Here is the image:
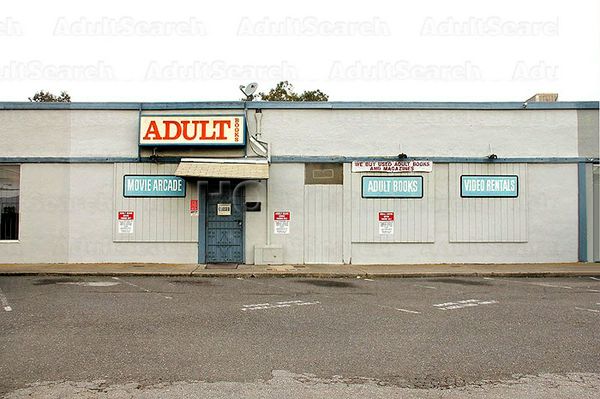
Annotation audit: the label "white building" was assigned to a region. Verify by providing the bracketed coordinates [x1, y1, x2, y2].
[0, 100, 598, 265]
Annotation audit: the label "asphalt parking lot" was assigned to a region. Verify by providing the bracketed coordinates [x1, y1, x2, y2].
[1, 275, 599, 398]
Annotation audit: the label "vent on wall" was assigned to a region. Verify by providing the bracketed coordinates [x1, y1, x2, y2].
[305, 163, 343, 185]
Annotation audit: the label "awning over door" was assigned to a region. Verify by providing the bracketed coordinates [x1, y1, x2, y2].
[175, 158, 269, 179]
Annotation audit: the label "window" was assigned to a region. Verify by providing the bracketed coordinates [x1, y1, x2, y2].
[0, 166, 20, 240]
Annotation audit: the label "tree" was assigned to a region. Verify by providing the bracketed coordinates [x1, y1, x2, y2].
[28, 90, 71, 102]
[257, 81, 328, 101]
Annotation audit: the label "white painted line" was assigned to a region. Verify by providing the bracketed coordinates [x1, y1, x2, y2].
[414, 284, 436, 290]
[241, 300, 320, 311]
[58, 282, 120, 287]
[531, 282, 572, 289]
[587, 289, 600, 293]
[363, 278, 375, 282]
[112, 277, 172, 299]
[575, 307, 600, 314]
[112, 277, 151, 292]
[482, 277, 494, 280]
[433, 299, 498, 311]
[589, 277, 600, 281]
[396, 308, 421, 314]
[0, 287, 12, 312]
[500, 279, 574, 290]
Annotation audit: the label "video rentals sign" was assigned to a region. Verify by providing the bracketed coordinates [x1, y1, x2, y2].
[139, 115, 245, 146]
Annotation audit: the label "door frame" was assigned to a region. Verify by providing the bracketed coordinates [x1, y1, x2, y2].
[197, 180, 245, 264]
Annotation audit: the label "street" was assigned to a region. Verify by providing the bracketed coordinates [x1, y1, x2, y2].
[1, 275, 599, 398]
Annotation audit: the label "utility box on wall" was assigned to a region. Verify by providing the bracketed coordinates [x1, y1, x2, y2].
[254, 245, 284, 265]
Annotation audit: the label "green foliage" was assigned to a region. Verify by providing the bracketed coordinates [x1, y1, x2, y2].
[257, 81, 328, 101]
[28, 90, 71, 102]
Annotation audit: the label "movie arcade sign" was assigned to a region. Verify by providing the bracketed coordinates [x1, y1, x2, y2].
[352, 160, 433, 173]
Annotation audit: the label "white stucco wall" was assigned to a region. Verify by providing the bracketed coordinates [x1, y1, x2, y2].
[0, 108, 584, 159]
[258, 109, 579, 158]
[0, 110, 139, 158]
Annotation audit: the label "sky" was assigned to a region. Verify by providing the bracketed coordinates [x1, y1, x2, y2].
[1, 0, 599, 102]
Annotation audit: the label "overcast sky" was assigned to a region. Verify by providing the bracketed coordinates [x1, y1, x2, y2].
[1, 0, 599, 102]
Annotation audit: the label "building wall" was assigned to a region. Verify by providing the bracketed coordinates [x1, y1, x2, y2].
[259, 109, 579, 158]
[350, 163, 578, 264]
[0, 164, 70, 263]
[577, 110, 600, 158]
[0, 106, 593, 265]
[0, 110, 139, 158]
[1, 108, 583, 159]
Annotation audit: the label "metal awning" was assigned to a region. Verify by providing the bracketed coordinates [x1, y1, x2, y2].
[175, 158, 269, 179]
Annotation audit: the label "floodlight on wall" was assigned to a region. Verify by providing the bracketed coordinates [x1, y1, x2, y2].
[487, 144, 497, 160]
[398, 153, 408, 159]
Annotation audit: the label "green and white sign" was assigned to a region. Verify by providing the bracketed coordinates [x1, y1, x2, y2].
[123, 175, 186, 197]
[362, 176, 423, 198]
[461, 175, 518, 197]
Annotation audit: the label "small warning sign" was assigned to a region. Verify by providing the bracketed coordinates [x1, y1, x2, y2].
[274, 211, 291, 234]
[117, 211, 134, 234]
[190, 199, 199, 216]
[378, 212, 394, 235]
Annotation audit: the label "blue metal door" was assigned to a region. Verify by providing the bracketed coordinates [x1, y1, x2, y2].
[205, 181, 244, 263]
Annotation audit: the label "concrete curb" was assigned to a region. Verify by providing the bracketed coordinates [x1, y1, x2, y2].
[1, 271, 600, 278]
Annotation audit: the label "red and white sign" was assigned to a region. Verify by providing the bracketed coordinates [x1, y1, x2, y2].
[139, 115, 245, 146]
[117, 211, 135, 234]
[378, 212, 394, 235]
[274, 211, 291, 221]
[118, 211, 134, 220]
[378, 212, 394, 221]
[190, 199, 199, 216]
[274, 211, 291, 234]
[352, 160, 433, 173]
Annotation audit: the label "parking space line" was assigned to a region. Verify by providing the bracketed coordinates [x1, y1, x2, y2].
[396, 308, 421, 314]
[414, 284, 437, 290]
[0, 287, 12, 312]
[575, 307, 600, 314]
[433, 299, 498, 311]
[112, 277, 172, 299]
[112, 277, 151, 292]
[590, 277, 600, 281]
[498, 279, 573, 290]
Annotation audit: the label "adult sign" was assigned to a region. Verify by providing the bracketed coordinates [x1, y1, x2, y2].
[362, 176, 423, 198]
[352, 160, 432, 173]
[123, 175, 186, 197]
[461, 175, 518, 198]
[139, 115, 245, 146]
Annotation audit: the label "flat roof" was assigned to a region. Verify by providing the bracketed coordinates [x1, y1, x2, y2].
[0, 101, 597, 111]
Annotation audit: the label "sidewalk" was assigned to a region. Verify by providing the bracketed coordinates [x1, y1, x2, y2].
[1, 262, 599, 278]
